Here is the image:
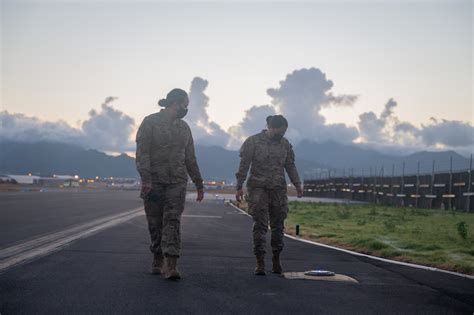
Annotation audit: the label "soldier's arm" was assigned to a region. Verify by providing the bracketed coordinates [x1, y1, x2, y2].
[135, 118, 153, 185]
[284, 143, 302, 188]
[185, 129, 204, 190]
[235, 138, 254, 190]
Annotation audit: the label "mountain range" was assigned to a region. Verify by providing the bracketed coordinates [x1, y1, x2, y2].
[0, 141, 470, 182]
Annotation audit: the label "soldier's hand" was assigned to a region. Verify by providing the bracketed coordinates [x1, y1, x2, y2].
[236, 189, 244, 202]
[296, 185, 303, 198]
[196, 189, 204, 202]
[141, 183, 153, 196]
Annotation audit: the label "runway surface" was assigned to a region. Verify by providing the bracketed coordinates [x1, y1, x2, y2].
[0, 190, 472, 314]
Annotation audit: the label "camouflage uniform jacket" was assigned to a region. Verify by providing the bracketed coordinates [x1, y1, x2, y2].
[135, 110, 203, 190]
[236, 130, 301, 190]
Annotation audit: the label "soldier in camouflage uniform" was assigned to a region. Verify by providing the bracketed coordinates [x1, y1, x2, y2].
[136, 88, 204, 280]
[236, 115, 302, 275]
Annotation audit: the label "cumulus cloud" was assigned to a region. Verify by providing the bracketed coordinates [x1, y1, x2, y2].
[265, 67, 359, 144]
[358, 112, 385, 142]
[395, 122, 419, 134]
[330, 94, 359, 106]
[358, 98, 474, 150]
[227, 105, 276, 148]
[380, 98, 397, 120]
[0, 111, 82, 144]
[3, 70, 472, 156]
[226, 68, 360, 148]
[419, 120, 474, 147]
[81, 97, 135, 152]
[186, 77, 230, 147]
[358, 98, 397, 143]
[1, 97, 135, 153]
[227, 69, 471, 154]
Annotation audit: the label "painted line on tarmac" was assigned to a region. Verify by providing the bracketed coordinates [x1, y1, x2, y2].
[228, 203, 251, 218]
[0, 207, 143, 260]
[182, 215, 222, 218]
[0, 207, 144, 273]
[227, 202, 474, 280]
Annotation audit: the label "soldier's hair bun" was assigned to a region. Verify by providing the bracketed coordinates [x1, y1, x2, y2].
[158, 88, 188, 107]
[158, 99, 168, 107]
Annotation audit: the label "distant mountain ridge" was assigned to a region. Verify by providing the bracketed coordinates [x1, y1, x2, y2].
[0, 141, 470, 181]
[0, 142, 137, 178]
[0, 142, 325, 181]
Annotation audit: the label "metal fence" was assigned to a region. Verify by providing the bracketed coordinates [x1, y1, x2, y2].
[303, 155, 474, 212]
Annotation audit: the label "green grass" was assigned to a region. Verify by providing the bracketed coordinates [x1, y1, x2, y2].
[285, 202, 474, 275]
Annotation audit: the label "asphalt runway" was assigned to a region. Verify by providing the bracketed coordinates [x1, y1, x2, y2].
[0, 191, 473, 314]
[0, 190, 142, 248]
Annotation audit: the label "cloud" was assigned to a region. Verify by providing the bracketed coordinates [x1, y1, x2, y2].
[358, 98, 397, 143]
[358, 112, 385, 142]
[395, 122, 419, 134]
[419, 120, 474, 147]
[380, 98, 397, 120]
[81, 97, 135, 152]
[3, 70, 472, 156]
[358, 98, 474, 150]
[266, 67, 359, 144]
[186, 77, 230, 147]
[0, 111, 82, 144]
[330, 94, 359, 106]
[227, 105, 276, 149]
[1, 97, 136, 153]
[226, 68, 360, 148]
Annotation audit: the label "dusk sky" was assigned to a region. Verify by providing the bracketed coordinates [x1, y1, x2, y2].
[1, 0, 472, 155]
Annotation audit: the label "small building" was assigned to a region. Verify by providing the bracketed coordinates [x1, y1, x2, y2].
[7, 175, 41, 185]
[0, 175, 16, 183]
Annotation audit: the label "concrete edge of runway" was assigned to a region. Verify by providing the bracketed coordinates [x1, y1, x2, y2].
[227, 202, 474, 280]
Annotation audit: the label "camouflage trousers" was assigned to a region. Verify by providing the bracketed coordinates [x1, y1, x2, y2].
[247, 187, 288, 256]
[142, 183, 187, 257]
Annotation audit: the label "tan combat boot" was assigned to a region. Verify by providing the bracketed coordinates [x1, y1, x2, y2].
[254, 254, 266, 276]
[164, 256, 181, 280]
[151, 254, 164, 275]
[271, 251, 282, 274]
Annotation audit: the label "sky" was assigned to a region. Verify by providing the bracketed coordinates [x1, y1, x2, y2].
[1, 0, 473, 155]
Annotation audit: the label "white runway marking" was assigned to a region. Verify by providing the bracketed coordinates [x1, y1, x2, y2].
[182, 215, 222, 218]
[0, 207, 144, 273]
